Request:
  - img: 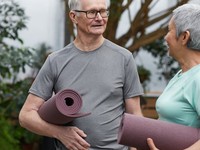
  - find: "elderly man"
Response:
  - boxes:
[19,0,143,150]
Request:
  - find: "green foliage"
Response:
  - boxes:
[0,0,42,149]
[0,113,40,150]
[137,65,151,83]
[0,74,41,149]
[0,78,32,116]
[0,45,33,79]
[31,43,51,71]
[0,0,33,79]
[0,0,27,43]
[0,118,21,150]
[137,65,151,92]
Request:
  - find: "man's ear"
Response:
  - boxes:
[69,11,78,24]
[181,30,190,45]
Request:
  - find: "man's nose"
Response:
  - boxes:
[95,12,103,20]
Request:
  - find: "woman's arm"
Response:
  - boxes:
[184,140,200,150]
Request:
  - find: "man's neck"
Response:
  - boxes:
[74,35,105,51]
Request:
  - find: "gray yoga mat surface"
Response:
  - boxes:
[118,113,200,150]
[38,89,91,125]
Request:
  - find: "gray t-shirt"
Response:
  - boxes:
[30,39,143,150]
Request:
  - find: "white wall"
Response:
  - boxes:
[18,0,65,51]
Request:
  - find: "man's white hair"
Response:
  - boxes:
[188,0,200,5]
[68,0,81,10]
[68,0,109,10]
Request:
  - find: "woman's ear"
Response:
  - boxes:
[181,30,190,45]
[69,11,78,24]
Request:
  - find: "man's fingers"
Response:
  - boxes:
[67,138,90,150]
[77,137,90,148]
[75,128,87,138]
[73,128,90,148]
[62,127,90,149]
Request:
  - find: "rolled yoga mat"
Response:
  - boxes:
[118,113,200,150]
[38,89,91,125]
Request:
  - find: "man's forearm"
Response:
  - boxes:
[19,108,62,139]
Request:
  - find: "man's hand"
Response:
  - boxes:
[57,126,90,150]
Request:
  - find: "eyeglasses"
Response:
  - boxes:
[74,9,109,19]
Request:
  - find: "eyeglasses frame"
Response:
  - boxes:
[73,9,109,19]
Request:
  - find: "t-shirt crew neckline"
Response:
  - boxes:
[177,64,200,78]
[73,39,107,54]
